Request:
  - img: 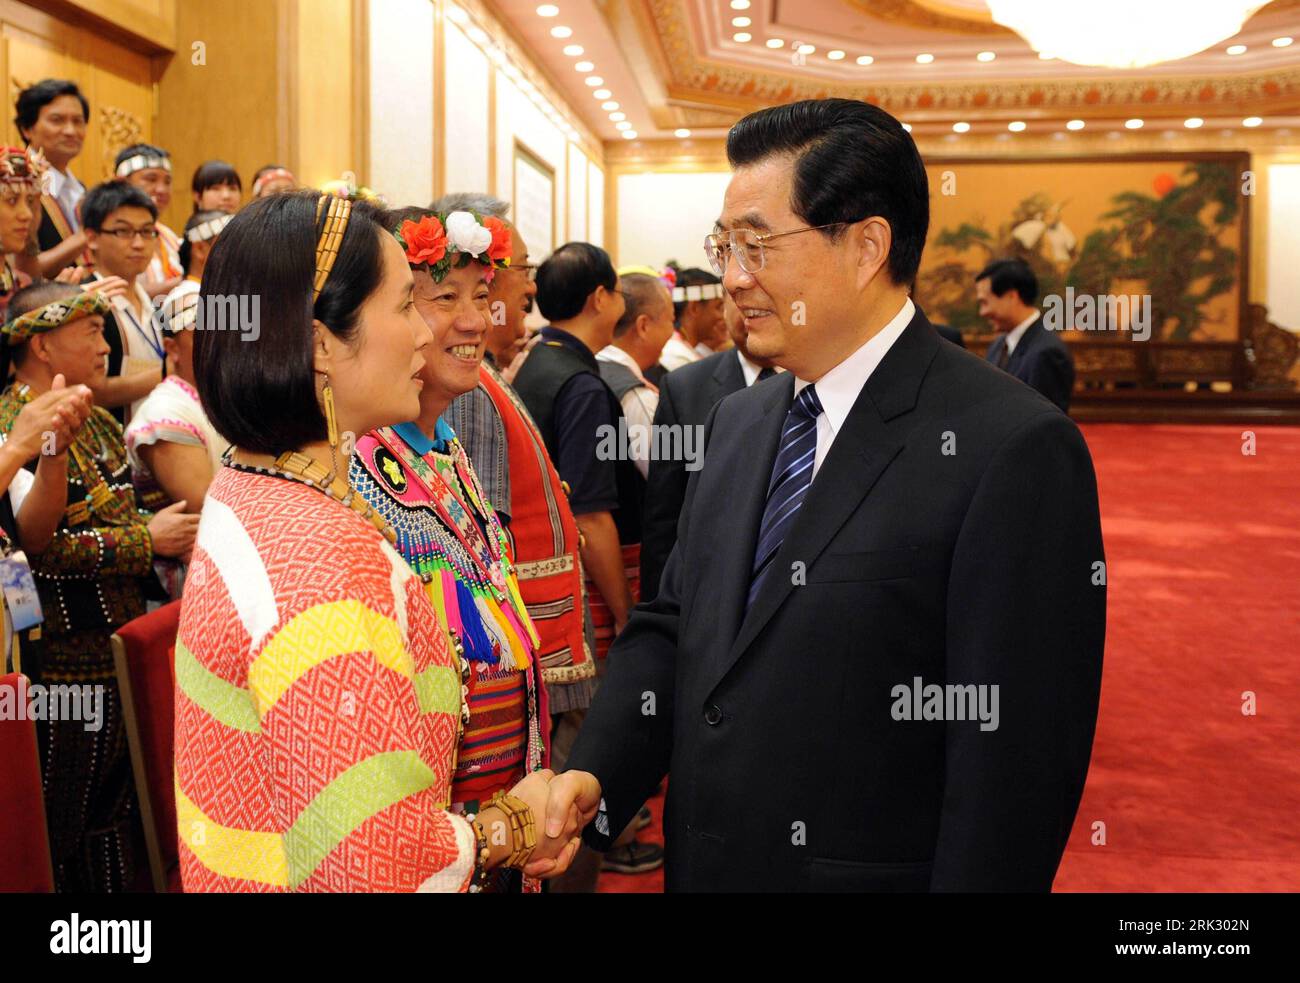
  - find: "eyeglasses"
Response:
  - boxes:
[703,223,845,276]
[101,226,160,241]
[513,263,538,283]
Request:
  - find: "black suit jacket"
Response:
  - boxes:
[985,317,1074,412]
[640,349,757,600]
[566,309,1105,892]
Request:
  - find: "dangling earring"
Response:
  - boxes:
[323,373,340,483]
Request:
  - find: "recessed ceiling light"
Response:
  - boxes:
[730,0,750,8]
[575,61,594,72]
[675,128,691,138]
[1008,120,1026,132]
[584,76,603,86]
[593,88,611,99]
[916,53,934,64]
[609,111,625,121]
[766,38,784,49]
[448,6,469,24]
[1125,118,1144,129]
[536,4,559,16]
[1066,119,1085,130]
[976,51,996,62]
[734,33,752,43]
[828,50,845,60]
[856,55,873,65]
[563,44,583,56]
[550,26,572,38]
[622,130,638,140]
[797,44,815,54]
[1273,37,1294,48]
[1243,116,1263,127]
[901,123,912,132]
[953,121,970,133]
[1226,44,1247,55]
[601,101,619,110]
[732,16,751,27]
[615,121,631,130]
[1184,117,1204,128]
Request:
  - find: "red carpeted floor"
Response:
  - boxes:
[597,424,1300,893]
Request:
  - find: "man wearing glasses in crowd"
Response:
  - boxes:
[79,181,166,424]
[550,98,1106,892]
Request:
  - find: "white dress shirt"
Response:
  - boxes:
[736,350,783,388]
[47,167,85,232]
[597,344,659,479]
[794,296,914,480]
[1004,310,1040,355]
[659,332,702,373]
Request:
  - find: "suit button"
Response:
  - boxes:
[704,704,723,726]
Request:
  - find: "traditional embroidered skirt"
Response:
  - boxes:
[585,542,641,660]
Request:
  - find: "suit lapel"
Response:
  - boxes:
[701,372,793,668]
[711,350,745,403]
[707,313,942,695]
[1007,316,1043,372]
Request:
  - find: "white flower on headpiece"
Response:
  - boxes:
[444,211,492,257]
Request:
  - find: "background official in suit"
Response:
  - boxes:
[550,98,1106,892]
[640,291,779,601]
[978,258,1075,412]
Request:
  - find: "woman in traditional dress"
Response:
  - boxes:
[124,286,226,598]
[176,190,590,892]
[350,206,556,891]
[0,146,44,321]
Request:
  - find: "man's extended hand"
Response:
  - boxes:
[523,770,602,878]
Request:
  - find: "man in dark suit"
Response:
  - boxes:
[978,258,1075,412]
[640,290,780,600]
[545,99,1105,892]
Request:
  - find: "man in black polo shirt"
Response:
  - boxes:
[511,242,663,875]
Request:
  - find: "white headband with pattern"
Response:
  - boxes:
[672,283,723,303]
[186,213,233,243]
[116,153,171,178]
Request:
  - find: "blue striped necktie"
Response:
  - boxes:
[747,383,823,610]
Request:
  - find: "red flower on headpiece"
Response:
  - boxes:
[399,216,448,267]
[483,216,513,263]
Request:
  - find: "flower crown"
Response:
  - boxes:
[394,210,512,283]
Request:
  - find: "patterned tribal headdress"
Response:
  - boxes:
[313,194,352,303]
[2,291,110,345]
[253,167,296,198]
[0,145,51,196]
[186,212,233,243]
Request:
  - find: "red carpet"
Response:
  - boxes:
[598,424,1300,893]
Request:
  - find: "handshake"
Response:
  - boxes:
[482,769,603,879]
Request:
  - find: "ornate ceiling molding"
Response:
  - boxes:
[644,0,1300,119]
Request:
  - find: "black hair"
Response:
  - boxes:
[14,79,88,140]
[81,180,158,230]
[191,160,243,200]
[2,281,86,377]
[976,258,1038,305]
[178,209,228,275]
[725,98,930,286]
[671,266,721,324]
[614,273,668,338]
[193,190,387,455]
[535,241,617,322]
[114,143,170,170]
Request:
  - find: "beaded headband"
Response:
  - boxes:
[162,281,200,334]
[115,153,171,178]
[253,167,295,197]
[672,282,723,303]
[3,291,110,345]
[0,145,50,194]
[186,212,233,243]
[313,194,352,302]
